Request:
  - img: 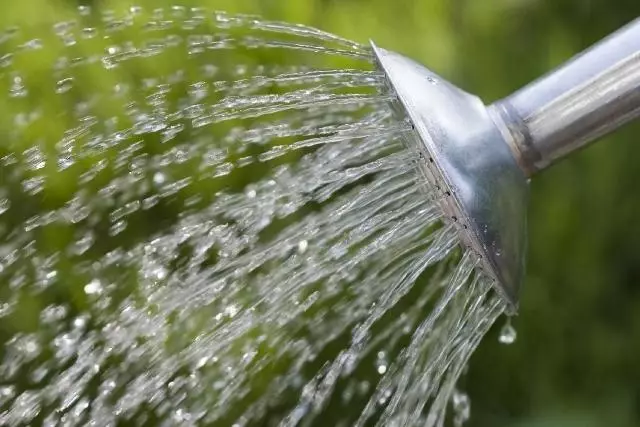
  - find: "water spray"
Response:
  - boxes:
[372,18,640,312]
[1,6,634,424]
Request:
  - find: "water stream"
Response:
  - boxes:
[0,6,506,426]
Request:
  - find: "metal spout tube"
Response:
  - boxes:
[492,18,640,175]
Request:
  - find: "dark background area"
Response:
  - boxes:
[4,0,640,425]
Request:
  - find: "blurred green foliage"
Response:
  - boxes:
[3,0,640,426]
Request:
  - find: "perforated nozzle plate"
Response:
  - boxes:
[371,41,529,312]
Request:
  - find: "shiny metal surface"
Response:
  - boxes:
[372,18,640,310]
[371,42,528,312]
[493,18,640,175]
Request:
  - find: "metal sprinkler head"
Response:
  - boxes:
[371,17,640,312]
[371,42,528,312]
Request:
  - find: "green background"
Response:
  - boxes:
[4,0,640,426]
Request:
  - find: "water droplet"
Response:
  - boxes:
[375,350,388,374]
[10,74,27,98]
[18,335,41,356]
[55,77,74,94]
[0,385,15,406]
[452,389,470,427]
[57,154,74,170]
[214,12,232,28]
[73,316,88,329]
[30,365,49,384]
[377,388,392,405]
[40,305,67,325]
[0,302,12,318]
[53,20,75,36]
[53,332,78,362]
[109,220,127,236]
[142,194,159,210]
[102,57,117,69]
[22,39,43,50]
[173,408,191,422]
[0,53,13,67]
[202,64,218,78]
[297,240,308,254]
[154,267,168,280]
[71,232,94,255]
[11,391,41,423]
[0,26,19,42]
[84,279,103,295]
[498,318,517,345]
[153,172,166,185]
[341,385,355,403]
[22,176,45,195]
[81,27,97,39]
[195,356,209,369]
[42,270,58,288]
[24,147,46,170]
[358,381,370,395]
[188,82,208,101]
[0,198,10,215]
[224,304,239,318]
[78,5,91,15]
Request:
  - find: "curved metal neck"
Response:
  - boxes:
[491,18,640,176]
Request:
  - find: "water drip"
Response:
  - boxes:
[498,317,517,345]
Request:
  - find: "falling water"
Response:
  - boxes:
[0,6,506,426]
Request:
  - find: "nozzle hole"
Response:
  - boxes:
[451,216,458,222]
[445,191,451,197]
[428,157,434,163]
